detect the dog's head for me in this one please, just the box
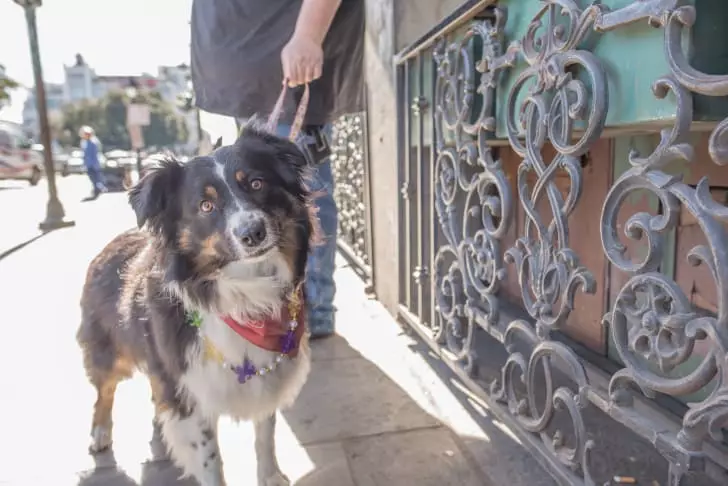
[129,123,315,298]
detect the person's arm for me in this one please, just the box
[281,0,342,86]
[293,0,341,45]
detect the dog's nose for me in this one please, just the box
[236,219,267,247]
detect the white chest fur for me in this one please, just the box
[178,310,311,423]
[172,249,310,422]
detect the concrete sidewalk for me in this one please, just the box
[0,179,551,486]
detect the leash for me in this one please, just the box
[266,79,310,141]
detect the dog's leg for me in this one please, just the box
[83,348,133,454]
[89,376,118,453]
[159,406,225,486]
[149,375,171,460]
[254,414,290,486]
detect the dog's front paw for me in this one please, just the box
[89,425,112,454]
[259,471,290,486]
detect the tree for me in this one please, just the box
[61,90,188,150]
[0,64,20,111]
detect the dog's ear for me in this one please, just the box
[269,137,310,190]
[236,122,309,189]
[213,136,223,150]
[129,159,185,235]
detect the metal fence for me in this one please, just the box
[395,1,728,484]
[331,112,374,281]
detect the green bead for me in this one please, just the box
[186,310,203,328]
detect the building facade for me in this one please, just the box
[21,83,64,139]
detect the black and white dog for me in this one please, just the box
[77,123,317,486]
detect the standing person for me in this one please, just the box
[79,126,107,198]
[191,0,364,339]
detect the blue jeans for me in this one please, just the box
[276,124,337,334]
[86,165,106,193]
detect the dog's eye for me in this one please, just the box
[199,200,215,213]
[250,178,264,191]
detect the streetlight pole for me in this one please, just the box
[14,0,74,230]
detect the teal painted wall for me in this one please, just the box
[493,0,728,138]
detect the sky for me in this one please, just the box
[0,0,193,123]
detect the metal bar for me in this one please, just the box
[416,54,426,321]
[403,60,413,310]
[361,92,376,290]
[396,64,406,307]
[429,52,439,335]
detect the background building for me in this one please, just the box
[21,83,64,139]
[22,54,198,151]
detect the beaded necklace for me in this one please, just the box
[185,287,303,384]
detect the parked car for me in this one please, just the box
[104,149,136,169]
[31,142,69,175]
[0,121,43,186]
[64,149,86,175]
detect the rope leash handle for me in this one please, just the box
[266,80,310,142]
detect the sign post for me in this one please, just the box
[125,99,150,177]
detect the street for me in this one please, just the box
[0,176,549,486]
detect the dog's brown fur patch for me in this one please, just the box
[204,185,218,200]
[235,170,245,182]
[149,375,171,415]
[201,233,221,258]
[178,227,193,251]
[86,352,135,429]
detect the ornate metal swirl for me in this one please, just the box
[490,0,607,480]
[601,7,728,474]
[408,0,728,483]
[432,14,512,370]
[331,114,370,267]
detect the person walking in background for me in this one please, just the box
[79,126,107,199]
[191,0,364,339]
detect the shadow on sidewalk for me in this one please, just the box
[76,425,196,486]
[0,231,53,262]
[280,329,490,485]
[72,333,490,485]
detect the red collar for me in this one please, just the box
[221,296,305,357]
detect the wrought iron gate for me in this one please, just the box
[395,1,728,484]
[331,112,374,281]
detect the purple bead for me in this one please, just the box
[233,359,257,383]
[280,330,296,354]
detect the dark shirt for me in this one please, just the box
[190,0,364,126]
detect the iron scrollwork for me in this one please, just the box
[601,5,728,483]
[422,0,728,484]
[433,10,511,370]
[331,113,371,269]
[487,1,607,482]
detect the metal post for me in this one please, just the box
[22,3,74,231]
[136,148,142,176]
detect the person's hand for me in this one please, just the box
[281,33,323,87]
